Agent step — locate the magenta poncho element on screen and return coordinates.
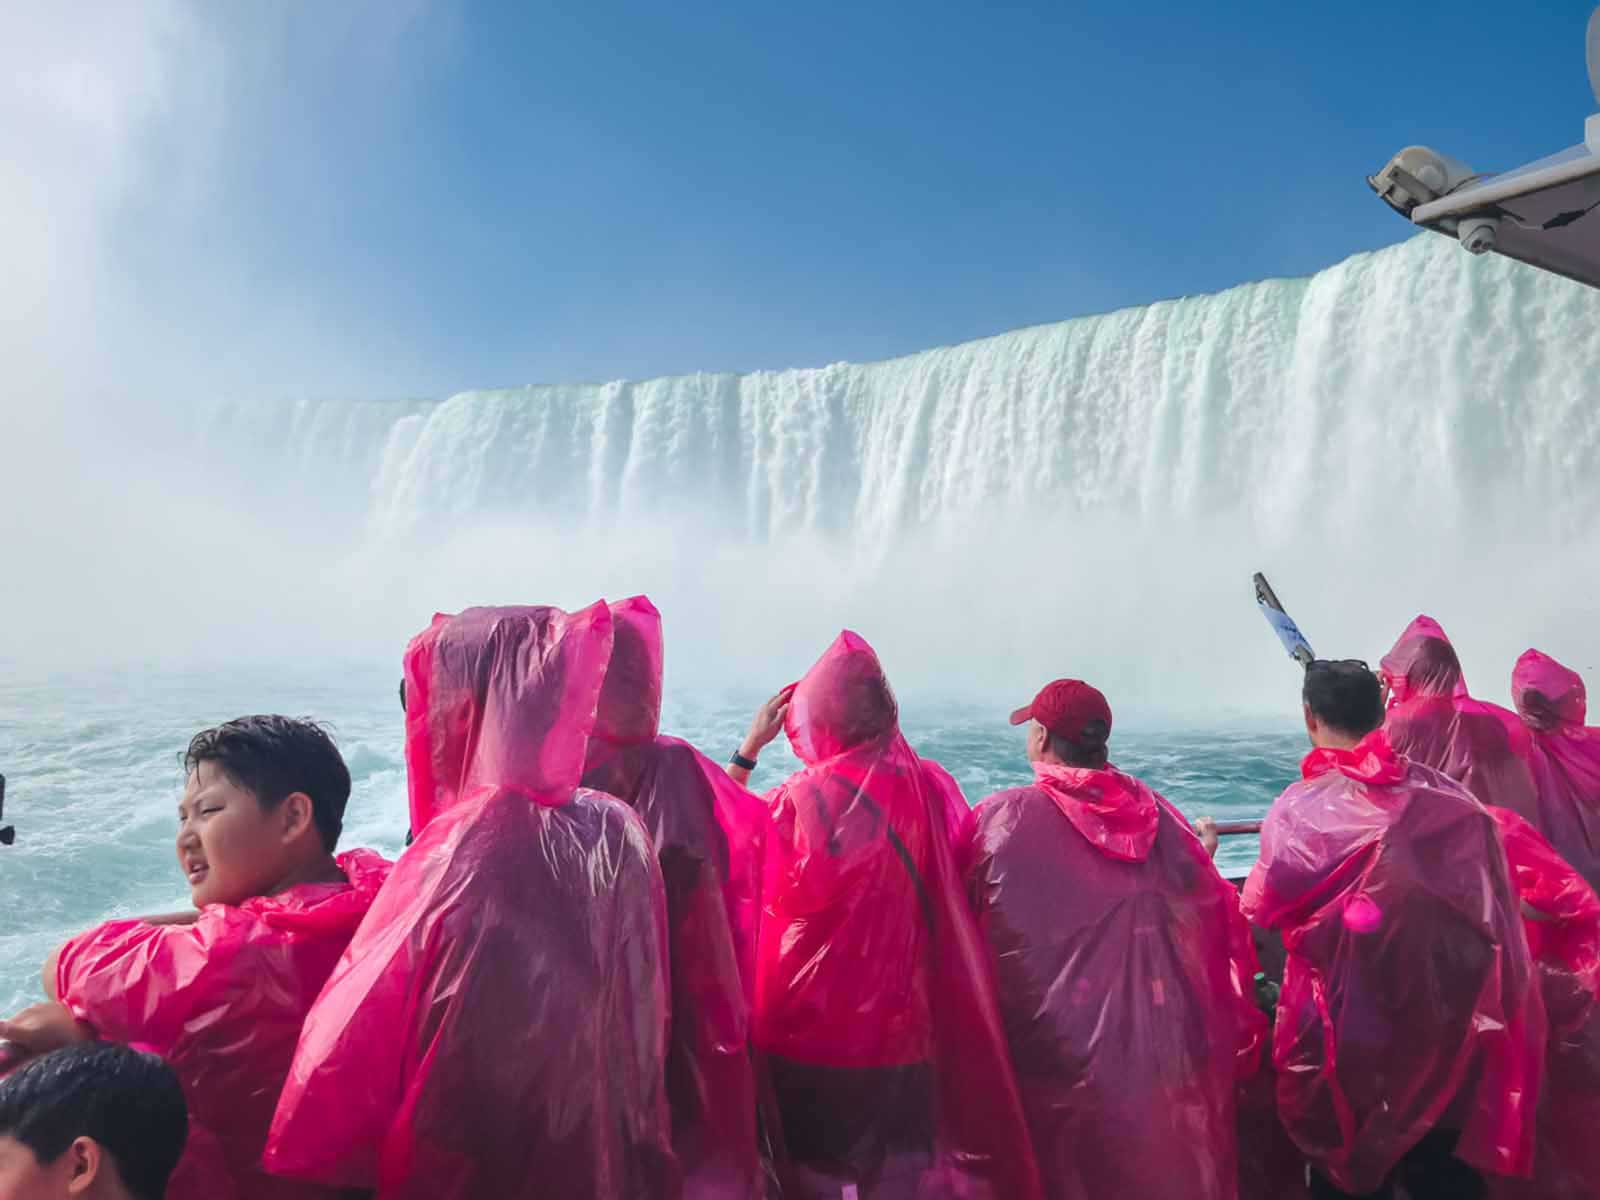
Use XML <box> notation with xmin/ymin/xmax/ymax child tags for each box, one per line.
<box><xmin>1486</xmin><ymin>806</ymin><xmax>1600</xmax><ymax>1200</ymax></box>
<box><xmin>1381</xmin><ymin>616</ymin><xmax>1540</xmax><ymax>824</ymax></box>
<box><xmin>756</xmin><ymin>631</ymin><xmax>1042</xmax><ymax>1199</ymax></box>
<box><xmin>1510</xmin><ymin>649</ymin><xmax>1600</xmax><ymax>894</ymax></box>
<box><xmin>962</xmin><ymin>761</ymin><xmax>1265</xmax><ymax>1200</ymax></box>
<box><xmin>580</xmin><ymin>596</ymin><xmax>772</xmax><ymax>1198</ymax></box>
<box><xmin>265</xmin><ymin>603</ymin><xmax>677</xmax><ymax>1199</ymax></box>
<box><xmin>1242</xmin><ymin>732</ymin><xmax>1545</xmax><ymax>1194</ymax></box>
<box><xmin>56</xmin><ymin>849</ymin><xmax>392</xmax><ymax>1200</ymax></box>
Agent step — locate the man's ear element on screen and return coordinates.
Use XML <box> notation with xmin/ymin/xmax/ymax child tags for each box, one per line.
<box><xmin>1303</xmin><ymin>703</ymin><xmax>1317</xmax><ymax>738</ymax></box>
<box><xmin>279</xmin><ymin>791</ymin><xmax>318</xmax><ymax>845</ymax></box>
<box><xmin>64</xmin><ymin>1136</ymin><xmax>102</xmax><ymax>1196</ymax></box>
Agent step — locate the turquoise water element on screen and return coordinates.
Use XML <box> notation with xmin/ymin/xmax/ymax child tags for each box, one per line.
<box><xmin>0</xmin><ymin>666</ymin><xmax>1301</xmax><ymax>1014</ymax></box>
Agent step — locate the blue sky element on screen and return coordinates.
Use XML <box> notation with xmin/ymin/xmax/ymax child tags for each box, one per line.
<box><xmin>9</xmin><ymin>2</ymin><xmax>1599</xmax><ymax>402</ymax></box>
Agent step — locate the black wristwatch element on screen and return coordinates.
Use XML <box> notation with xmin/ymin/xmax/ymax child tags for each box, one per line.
<box><xmin>729</xmin><ymin>751</ymin><xmax>758</xmax><ymax>771</ymax></box>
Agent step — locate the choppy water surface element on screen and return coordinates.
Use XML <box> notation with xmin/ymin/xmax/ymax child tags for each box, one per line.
<box><xmin>0</xmin><ymin>666</ymin><xmax>1300</xmax><ymax>1012</ymax></box>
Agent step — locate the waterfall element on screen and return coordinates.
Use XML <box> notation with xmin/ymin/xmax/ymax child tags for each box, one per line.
<box><xmin>194</xmin><ymin>234</ymin><xmax>1600</xmax><ymax>711</ymax></box>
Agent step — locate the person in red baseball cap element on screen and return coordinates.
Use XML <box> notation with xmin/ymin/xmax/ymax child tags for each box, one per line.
<box><xmin>961</xmin><ymin>679</ymin><xmax>1266</xmax><ymax>1200</ymax></box>
<box><xmin>1006</xmin><ymin>678</ymin><xmax>1116</xmax><ymax>769</ymax></box>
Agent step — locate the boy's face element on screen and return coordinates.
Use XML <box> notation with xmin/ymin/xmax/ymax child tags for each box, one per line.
<box><xmin>177</xmin><ymin>761</ymin><xmax>296</xmax><ymax>907</ymax></box>
<box><xmin>0</xmin><ymin>1134</ymin><xmax>76</xmax><ymax>1199</ymax></box>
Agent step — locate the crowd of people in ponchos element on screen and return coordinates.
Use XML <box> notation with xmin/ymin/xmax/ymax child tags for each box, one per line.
<box><xmin>1</xmin><ymin>601</ymin><xmax>1598</xmax><ymax>1200</ymax></box>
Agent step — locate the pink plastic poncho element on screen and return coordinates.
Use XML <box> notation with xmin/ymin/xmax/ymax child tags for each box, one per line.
<box><xmin>1381</xmin><ymin>616</ymin><xmax>1540</xmax><ymax>824</ymax></box>
<box><xmin>265</xmin><ymin>603</ymin><xmax>678</xmax><ymax>1199</ymax></box>
<box><xmin>1241</xmin><ymin>731</ymin><xmax>1545</xmax><ymax>1194</ymax></box>
<box><xmin>1486</xmin><ymin>807</ymin><xmax>1600</xmax><ymax>1200</ymax></box>
<box><xmin>756</xmin><ymin>631</ymin><xmax>1043</xmax><ymax>1200</ymax></box>
<box><xmin>961</xmin><ymin>762</ymin><xmax>1266</xmax><ymax>1200</ymax></box>
<box><xmin>1511</xmin><ymin>649</ymin><xmax>1600</xmax><ymax>893</ymax></box>
<box><xmin>580</xmin><ymin>596</ymin><xmax>771</xmax><ymax>1198</ymax></box>
<box><xmin>55</xmin><ymin>848</ymin><xmax>392</xmax><ymax>1200</ymax></box>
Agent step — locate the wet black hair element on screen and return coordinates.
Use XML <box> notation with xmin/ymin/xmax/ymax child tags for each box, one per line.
<box><xmin>1047</xmin><ymin>720</ymin><xmax>1110</xmax><ymax>769</ymax></box>
<box><xmin>1303</xmin><ymin>659</ymin><xmax>1384</xmax><ymax>738</ymax></box>
<box><xmin>185</xmin><ymin>715</ymin><xmax>350</xmax><ymax>853</ymax></box>
<box><xmin>0</xmin><ymin>1044</ymin><xmax>187</xmax><ymax>1200</ymax></box>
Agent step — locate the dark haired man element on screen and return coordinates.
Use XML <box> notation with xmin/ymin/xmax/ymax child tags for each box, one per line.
<box><xmin>0</xmin><ymin>716</ymin><xmax>391</xmax><ymax>1200</ymax></box>
<box><xmin>962</xmin><ymin>678</ymin><xmax>1265</xmax><ymax>1200</ymax></box>
<box><xmin>1242</xmin><ymin>660</ymin><xmax>1544</xmax><ymax>1199</ymax></box>
<box><xmin>0</xmin><ymin>1044</ymin><xmax>187</xmax><ymax>1200</ymax></box>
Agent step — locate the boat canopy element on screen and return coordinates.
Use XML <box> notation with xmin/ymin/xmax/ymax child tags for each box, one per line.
<box><xmin>1369</xmin><ymin>9</ymin><xmax>1600</xmax><ymax>290</ymax></box>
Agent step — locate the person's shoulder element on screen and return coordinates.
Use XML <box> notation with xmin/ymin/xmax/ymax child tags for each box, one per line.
<box><xmin>763</xmin><ymin>762</ymin><xmax>820</xmax><ymax>809</ymax></box>
<box><xmin>334</xmin><ymin>846</ymin><xmax>394</xmax><ymax>886</ymax></box>
<box><xmin>643</xmin><ymin>737</ymin><xmax>741</xmax><ymax>801</ymax></box>
<box><xmin>56</xmin><ymin>914</ymin><xmax>220</xmax><ymax>1011</ymax></box>
<box><xmin>59</xmin><ymin>916</ymin><xmax>170</xmax><ymax>967</ymax></box>
<box><xmin>1257</xmin><ymin>770</ymin><xmax>1353</xmax><ymax>846</ymax></box>
<box><xmin>1384</xmin><ymin>699</ymin><xmax>1450</xmax><ymax>737</ymax></box>
<box><xmin>972</xmin><ymin>784</ymin><xmax>1051</xmax><ymax>831</ymax></box>
<box><xmin>961</xmin><ymin>786</ymin><xmax>1054</xmax><ymax>882</ymax></box>
<box><xmin>1456</xmin><ymin>699</ymin><xmax>1530</xmax><ymax>747</ymax></box>
<box><xmin>650</xmin><ymin>734</ymin><xmax>700</xmax><ymax>765</ymax></box>
<box><xmin>571</xmin><ymin>786</ymin><xmax>658</xmax><ymax>855</ymax></box>
<box><xmin>571</xmin><ymin>784</ymin><xmax>641</xmax><ymax>818</ymax></box>
<box><xmin>1137</xmin><ymin>778</ymin><xmax>1186</xmax><ymax>826</ymax></box>
<box><xmin>1396</xmin><ymin>757</ymin><xmax>1482</xmax><ymax>806</ymax></box>
<box><xmin>1269</xmin><ymin>771</ymin><xmax>1326</xmax><ymax>810</ymax></box>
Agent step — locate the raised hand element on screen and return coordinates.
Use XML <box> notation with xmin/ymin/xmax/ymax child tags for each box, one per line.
<box><xmin>728</xmin><ymin>684</ymin><xmax>797</xmax><ymax>784</ymax></box>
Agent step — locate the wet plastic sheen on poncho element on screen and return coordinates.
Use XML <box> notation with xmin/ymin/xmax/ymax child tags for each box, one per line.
<box><xmin>962</xmin><ymin>763</ymin><xmax>1265</xmax><ymax>1200</ymax></box>
<box><xmin>580</xmin><ymin>596</ymin><xmax>771</xmax><ymax>1198</ymax></box>
<box><xmin>56</xmin><ymin>848</ymin><xmax>392</xmax><ymax>1200</ymax></box>
<box><xmin>1381</xmin><ymin>616</ymin><xmax>1539</xmax><ymax>824</ymax></box>
<box><xmin>265</xmin><ymin>603</ymin><xmax>679</xmax><ymax>1199</ymax></box>
<box><xmin>1241</xmin><ymin>732</ymin><xmax>1546</xmax><ymax>1194</ymax></box>
<box><xmin>1511</xmin><ymin>649</ymin><xmax>1600</xmax><ymax>894</ymax></box>
<box><xmin>756</xmin><ymin>631</ymin><xmax>1042</xmax><ymax>1200</ymax></box>
<box><xmin>1486</xmin><ymin>807</ymin><xmax>1600</xmax><ymax>1200</ymax></box>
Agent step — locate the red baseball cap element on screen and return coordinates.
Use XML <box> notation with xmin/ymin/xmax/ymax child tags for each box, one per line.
<box><xmin>1009</xmin><ymin>679</ymin><xmax>1112</xmax><ymax>741</ymax></box>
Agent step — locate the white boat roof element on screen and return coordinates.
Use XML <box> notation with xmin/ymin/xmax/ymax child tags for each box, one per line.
<box><xmin>1409</xmin><ymin>122</ymin><xmax>1600</xmax><ymax>289</ymax></box>
<box><xmin>1371</xmin><ymin>10</ymin><xmax>1600</xmax><ymax>289</ymax></box>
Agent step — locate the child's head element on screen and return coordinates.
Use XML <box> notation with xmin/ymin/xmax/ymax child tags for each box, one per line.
<box><xmin>178</xmin><ymin>716</ymin><xmax>350</xmax><ymax>907</ymax></box>
<box><xmin>0</xmin><ymin>1044</ymin><xmax>187</xmax><ymax>1200</ymax></box>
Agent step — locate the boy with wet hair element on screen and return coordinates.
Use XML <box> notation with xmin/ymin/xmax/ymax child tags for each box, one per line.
<box><xmin>171</xmin><ymin>714</ymin><xmax>353</xmax><ymax>907</ymax></box>
<box><xmin>0</xmin><ymin>1043</ymin><xmax>187</xmax><ymax>1200</ymax></box>
<box><xmin>0</xmin><ymin>716</ymin><xmax>391</xmax><ymax>1200</ymax></box>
